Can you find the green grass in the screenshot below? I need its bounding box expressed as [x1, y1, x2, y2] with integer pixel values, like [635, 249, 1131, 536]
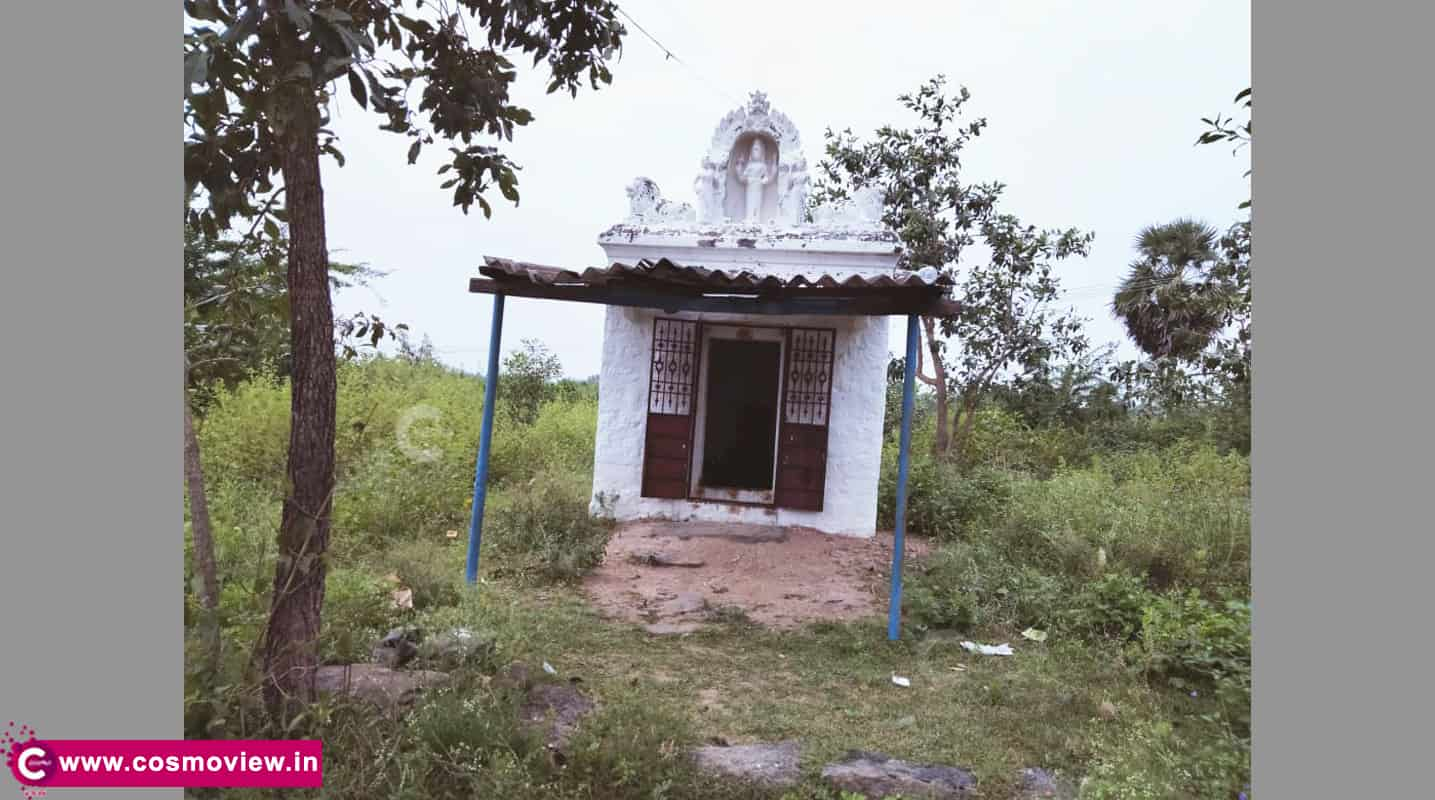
[341, 565, 1166, 799]
[185, 356, 1250, 799]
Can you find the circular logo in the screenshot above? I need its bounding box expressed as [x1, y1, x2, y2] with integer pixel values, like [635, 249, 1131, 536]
[12, 741, 57, 786]
[395, 403, 444, 463]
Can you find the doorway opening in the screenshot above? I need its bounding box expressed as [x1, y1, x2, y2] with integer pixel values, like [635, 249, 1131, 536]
[697, 338, 782, 495]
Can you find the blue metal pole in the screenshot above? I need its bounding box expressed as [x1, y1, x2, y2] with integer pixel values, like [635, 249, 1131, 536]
[465, 293, 506, 583]
[888, 314, 920, 640]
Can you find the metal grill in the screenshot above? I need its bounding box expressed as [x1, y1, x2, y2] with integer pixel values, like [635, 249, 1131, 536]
[648, 318, 698, 415]
[784, 328, 835, 425]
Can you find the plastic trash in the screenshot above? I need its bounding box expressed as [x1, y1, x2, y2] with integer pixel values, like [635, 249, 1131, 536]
[390, 588, 414, 610]
[959, 641, 1014, 656]
[1020, 627, 1048, 642]
[542, 661, 557, 675]
[891, 674, 911, 688]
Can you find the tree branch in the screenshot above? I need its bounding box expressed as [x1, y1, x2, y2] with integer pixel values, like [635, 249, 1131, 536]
[915, 316, 940, 387]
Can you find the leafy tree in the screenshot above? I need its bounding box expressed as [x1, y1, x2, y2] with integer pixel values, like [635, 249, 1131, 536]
[398, 333, 440, 365]
[1111, 219, 1233, 362]
[183, 0, 625, 711]
[995, 343, 1125, 430]
[183, 222, 379, 407]
[501, 338, 563, 424]
[183, 219, 385, 685]
[815, 76, 1092, 462]
[1106, 88, 1252, 436]
[1198, 88, 1253, 393]
[1198, 87, 1251, 210]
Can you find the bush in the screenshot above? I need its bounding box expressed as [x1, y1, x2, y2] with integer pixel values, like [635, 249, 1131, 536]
[904, 541, 1066, 633]
[1082, 590, 1251, 799]
[1082, 717, 1250, 800]
[489, 396, 598, 486]
[386, 538, 466, 611]
[485, 469, 613, 583]
[1139, 591, 1251, 733]
[321, 567, 391, 663]
[1065, 572, 1156, 640]
[995, 444, 1250, 595]
[878, 456, 1013, 541]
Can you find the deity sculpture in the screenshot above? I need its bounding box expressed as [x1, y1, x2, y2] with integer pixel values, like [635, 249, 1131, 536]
[778, 166, 811, 226]
[693, 164, 723, 224]
[735, 138, 775, 223]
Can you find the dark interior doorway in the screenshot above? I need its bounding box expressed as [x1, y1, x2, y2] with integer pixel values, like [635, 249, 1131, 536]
[700, 339, 782, 490]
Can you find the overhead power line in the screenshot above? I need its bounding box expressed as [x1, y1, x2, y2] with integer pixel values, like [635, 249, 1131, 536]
[613, 4, 744, 107]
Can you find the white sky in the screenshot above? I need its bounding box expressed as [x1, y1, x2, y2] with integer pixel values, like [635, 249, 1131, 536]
[320, 0, 1251, 378]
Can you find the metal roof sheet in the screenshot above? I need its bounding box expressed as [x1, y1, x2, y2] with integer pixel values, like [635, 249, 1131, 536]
[479, 257, 950, 293]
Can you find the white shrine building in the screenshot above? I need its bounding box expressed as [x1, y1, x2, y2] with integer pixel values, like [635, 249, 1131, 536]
[465, 92, 955, 567]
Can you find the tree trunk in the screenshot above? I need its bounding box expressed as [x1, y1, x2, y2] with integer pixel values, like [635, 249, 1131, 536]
[920, 316, 951, 457]
[260, 91, 336, 716]
[950, 393, 980, 466]
[183, 363, 222, 679]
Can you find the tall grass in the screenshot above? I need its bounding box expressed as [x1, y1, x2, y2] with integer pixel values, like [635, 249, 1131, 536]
[186, 357, 1250, 799]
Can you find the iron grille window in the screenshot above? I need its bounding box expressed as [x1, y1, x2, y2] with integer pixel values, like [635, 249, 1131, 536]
[648, 318, 698, 415]
[784, 328, 834, 425]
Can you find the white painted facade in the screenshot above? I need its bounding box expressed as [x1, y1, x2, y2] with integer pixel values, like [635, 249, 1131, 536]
[586, 92, 904, 537]
[589, 306, 890, 536]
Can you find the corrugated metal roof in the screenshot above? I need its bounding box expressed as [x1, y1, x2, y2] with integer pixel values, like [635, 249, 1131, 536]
[480, 256, 951, 292]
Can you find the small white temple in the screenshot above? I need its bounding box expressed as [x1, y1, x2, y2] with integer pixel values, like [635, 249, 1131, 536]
[585, 92, 912, 536]
[465, 92, 955, 634]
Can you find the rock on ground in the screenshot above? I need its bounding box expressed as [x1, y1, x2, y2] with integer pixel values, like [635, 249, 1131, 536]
[416, 627, 495, 670]
[315, 664, 448, 709]
[370, 626, 421, 668]
[1017, 767, 1076, 799]
[643, 621, 704, 636]
[692, 740, 802, 788]
[520, 682, 595, 748]
[821, 751, 976, 799]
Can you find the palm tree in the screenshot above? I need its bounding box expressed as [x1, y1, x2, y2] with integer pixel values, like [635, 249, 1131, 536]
[1112, 219, 1232, 361]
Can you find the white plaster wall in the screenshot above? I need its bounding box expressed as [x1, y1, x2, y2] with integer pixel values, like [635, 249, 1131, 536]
[589, 305, 890, 537]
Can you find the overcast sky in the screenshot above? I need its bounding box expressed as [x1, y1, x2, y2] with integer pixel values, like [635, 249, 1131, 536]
[320, 0, 1251, 378]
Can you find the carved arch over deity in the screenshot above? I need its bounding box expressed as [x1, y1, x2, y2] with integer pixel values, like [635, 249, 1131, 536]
[693, 91, 810, 227]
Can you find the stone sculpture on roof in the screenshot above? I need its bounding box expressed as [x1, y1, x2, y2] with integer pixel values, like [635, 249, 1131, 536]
[618, 91, 882, 232]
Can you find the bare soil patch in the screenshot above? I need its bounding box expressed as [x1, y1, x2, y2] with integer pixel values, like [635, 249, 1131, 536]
[583, 519, 930, 631]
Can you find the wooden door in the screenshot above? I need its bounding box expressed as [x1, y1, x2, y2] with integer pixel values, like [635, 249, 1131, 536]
[775, 327, 835, 511]
[640, 318, 700, 499]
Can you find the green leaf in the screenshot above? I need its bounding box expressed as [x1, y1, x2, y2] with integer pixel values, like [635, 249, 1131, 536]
[347, 69, 368, 110]
[282, 0, 312, 30]
[183, 51, 209, 88]
[221, 6, 262, 45]
[313, 6, 353, 25]
[185, 1, 222, 22]
[285, 62, 313, 83]
[264, 218, 280, 239]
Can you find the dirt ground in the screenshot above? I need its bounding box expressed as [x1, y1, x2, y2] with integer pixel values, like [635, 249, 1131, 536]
[582, 519, 931, 632]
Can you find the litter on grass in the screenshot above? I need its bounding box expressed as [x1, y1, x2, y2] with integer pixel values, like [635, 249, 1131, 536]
[891, 674, 912, 688]
[542, 661, 558, 675]
[390, 588, 414, 610]
[1021, 627, 1048, 642]
[959, 641, 1014, 656]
